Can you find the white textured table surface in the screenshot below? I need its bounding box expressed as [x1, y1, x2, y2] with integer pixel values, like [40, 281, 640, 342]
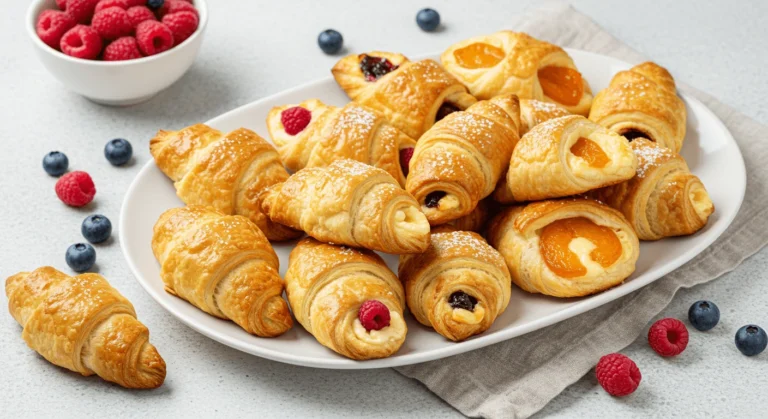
[2, 1, 767, 417]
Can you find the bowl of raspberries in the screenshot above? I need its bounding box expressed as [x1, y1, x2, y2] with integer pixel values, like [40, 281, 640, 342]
[27, 0, 207, 106]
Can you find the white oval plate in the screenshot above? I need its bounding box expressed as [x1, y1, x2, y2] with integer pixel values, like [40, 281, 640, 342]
[120, 50, 745, 369]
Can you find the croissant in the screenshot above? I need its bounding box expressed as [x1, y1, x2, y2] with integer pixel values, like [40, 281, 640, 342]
[406, 94, 521, 225]
[5, 267, 165, 388]
[332, 51, 477, 139]
[285, 238, 407, 360]
[266, 99, 416, 186]
[589, 62, 686, 152]
[150, 124, 301, 241]
[501, 115, 637, 202]
[441, 31, 593, 115]
[399, 227, 511, 341]
[259, 159, 430, 254]
[152, 206, 292, 337]
[589, 138, 714, 240]
[520, 99, 570, 135]
[487, 198, 639, 297]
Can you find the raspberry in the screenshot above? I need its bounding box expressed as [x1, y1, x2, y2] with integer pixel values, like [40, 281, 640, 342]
[92, 7, 133, 41]
[37, 10, 76, 50]
[135, 20, 174, 56]
[162, 10, 198, 45]
[157, 0, 198, 19]
[95, 0, 127, 14]
[103, 36, 142, 61]
[55, 171, 96, 207]
[595, 353, 641, 397]
[648, 318, 689, 357]
[60, 25, 103, 59]
[126, 6, 156, 28]
[399, 147, 414, 176]
[56, 0, 68, 10]
[358, 300, 391, 331]
[65, 0, 100, 24]
[280, 107, 312, 136]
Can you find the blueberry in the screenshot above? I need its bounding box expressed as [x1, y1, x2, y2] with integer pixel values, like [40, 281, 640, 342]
[104, 138, 133, 166]
[318, 29, 343, 54]
[146, 0, 164, 9]
[416, 8, 440, 32]
[424, 191, 446, 208]
[66, 243, 96, 273]
[82, 214, 112, 244]
[735, 325, 767, 356]
[448, 291, 477, 312]
[43, 151, 69, 177]
[688, 300, 720, 331]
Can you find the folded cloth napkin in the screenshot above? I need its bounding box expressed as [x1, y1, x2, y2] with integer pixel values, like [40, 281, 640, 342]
[395, 4, 768, 418]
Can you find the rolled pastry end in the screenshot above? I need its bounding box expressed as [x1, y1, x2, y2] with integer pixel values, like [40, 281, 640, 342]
[689, 182, 714, 222]
[134, 341, 167, 389]
[389, 205, 430, 253]
[349, 300, 407, 359]
[437, 290, 492, 342]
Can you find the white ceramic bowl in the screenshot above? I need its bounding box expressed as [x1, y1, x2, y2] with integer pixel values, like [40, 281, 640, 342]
[26, 0, 208, 106]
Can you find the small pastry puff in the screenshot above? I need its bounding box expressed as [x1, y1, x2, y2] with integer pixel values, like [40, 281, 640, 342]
[441, 31, 593, 116]
[6, 267, 165, 389]
[332, 51, 477, 139]
[399, 227, 511, 341]
[266, 99, 416, 186]
[152, 206, 293, 337]
[259, 159, 430, 254]
[150, 124, 301, 241]
[499, 115, 637, 203]
[488, 198, 639, 298]
[406, 94, 521, 225]
[589, 62, 686, 152]
[285, 238, 407, 360]
[589, 138, 714, 240]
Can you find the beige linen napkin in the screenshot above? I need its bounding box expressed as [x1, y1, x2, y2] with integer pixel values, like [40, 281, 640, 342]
[394, 5, 768, 418]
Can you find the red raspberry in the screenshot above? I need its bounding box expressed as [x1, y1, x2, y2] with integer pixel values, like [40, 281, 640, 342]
[280, 107, 312, 136]
[92, 7, 133, 41]
[358, 300, 391, 331]
[95, 0, 127, 14]
[162, 11, 198, 46]
[55, 171, 96, 207]
[65, 0, 100, 24]
[60, 25, 102, 59]
[399, 147, 414, 176]
[37, 10, 76, 50]
[135, 20, 174, 56]
[126, 6, 156, 28]
[595, 353, 641, 397]
[103, 36, 142, 61]
[158, 0, 198, 19]
[56, 0, 68, 10]
[648, 318, 689, 357]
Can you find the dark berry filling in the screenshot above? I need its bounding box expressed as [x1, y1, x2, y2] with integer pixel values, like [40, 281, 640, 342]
[449, 291, 478, 312]
[360, 54, 398, 82]
[436, 102, 460, 122]
[620, 129, 649, 142]
[399, 147, 414, 176]
[424, 191, 446, 208]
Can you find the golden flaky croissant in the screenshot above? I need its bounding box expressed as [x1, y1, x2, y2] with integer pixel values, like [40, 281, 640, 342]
[259, 159, 430, 254]
[520, 98, 570, 135]
[152, 206, 292, 337]
[285, 238, 407, 360]
[406, 94, 521, 225]
[332, 51, 477, 139]
[399, 227, 511, 341]
[441, 31, 593, 115]
[488, 198, 639, 298]
[6, 267, 165, 388]
[589, 62, 686, 152]
[500, 115, 637, 203]
[266, 99, 416, 186]
[150, 124, 301, 241]
[589, 138, 714, 240]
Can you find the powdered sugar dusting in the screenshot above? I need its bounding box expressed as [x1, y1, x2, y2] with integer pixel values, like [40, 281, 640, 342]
[633, 141, 673, 177]
[432, 230, 500, 262]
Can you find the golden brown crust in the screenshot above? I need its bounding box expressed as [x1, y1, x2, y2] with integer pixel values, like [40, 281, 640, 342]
[259, 159, 430, 254]
[520, 99, 570, 135]
[589, 62, 686, 152]
[5, 267, 166, 389]
[399, 228, 511, 341]
[151, 206, 292, 337]
[266, 99, 416, 186]
[149, 124, 301, 241]
[285, 238, 407, 360]
[589, 138, 714, 240]
[332, 51, 477, 139]
[441, 31, 593, 115]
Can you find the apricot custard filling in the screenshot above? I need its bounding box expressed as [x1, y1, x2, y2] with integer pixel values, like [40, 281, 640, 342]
[570, 137, 610, 168]
[539, 217, 622, 278]
[453, 43, 505, 69]
[537, 66, 584, 106]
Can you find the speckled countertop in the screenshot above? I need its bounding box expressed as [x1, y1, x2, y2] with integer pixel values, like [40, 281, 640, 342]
[2, 1, 766, 417]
